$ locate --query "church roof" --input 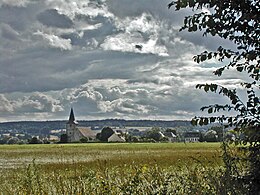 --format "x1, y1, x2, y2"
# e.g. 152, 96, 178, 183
67, 108, 78, 124
78, 127, 96, 138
